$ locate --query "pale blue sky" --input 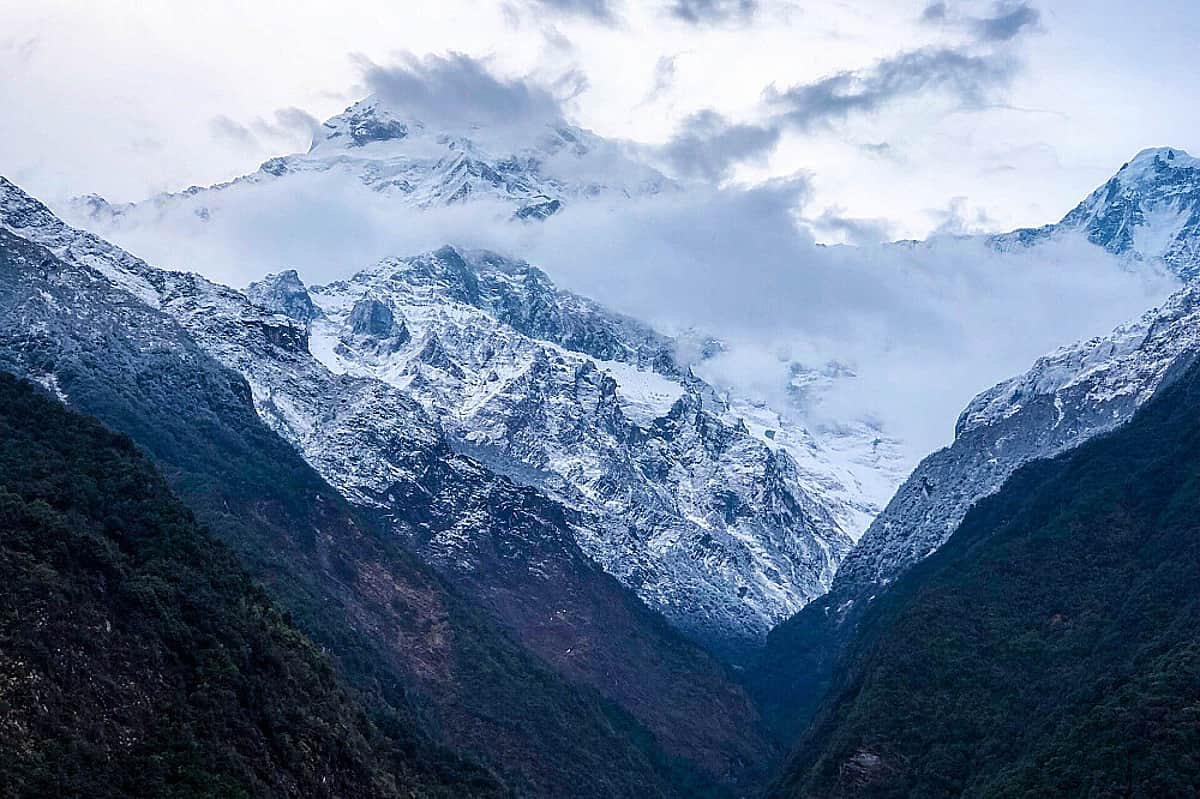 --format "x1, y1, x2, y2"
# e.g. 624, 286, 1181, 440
1, 0, 1191, 461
